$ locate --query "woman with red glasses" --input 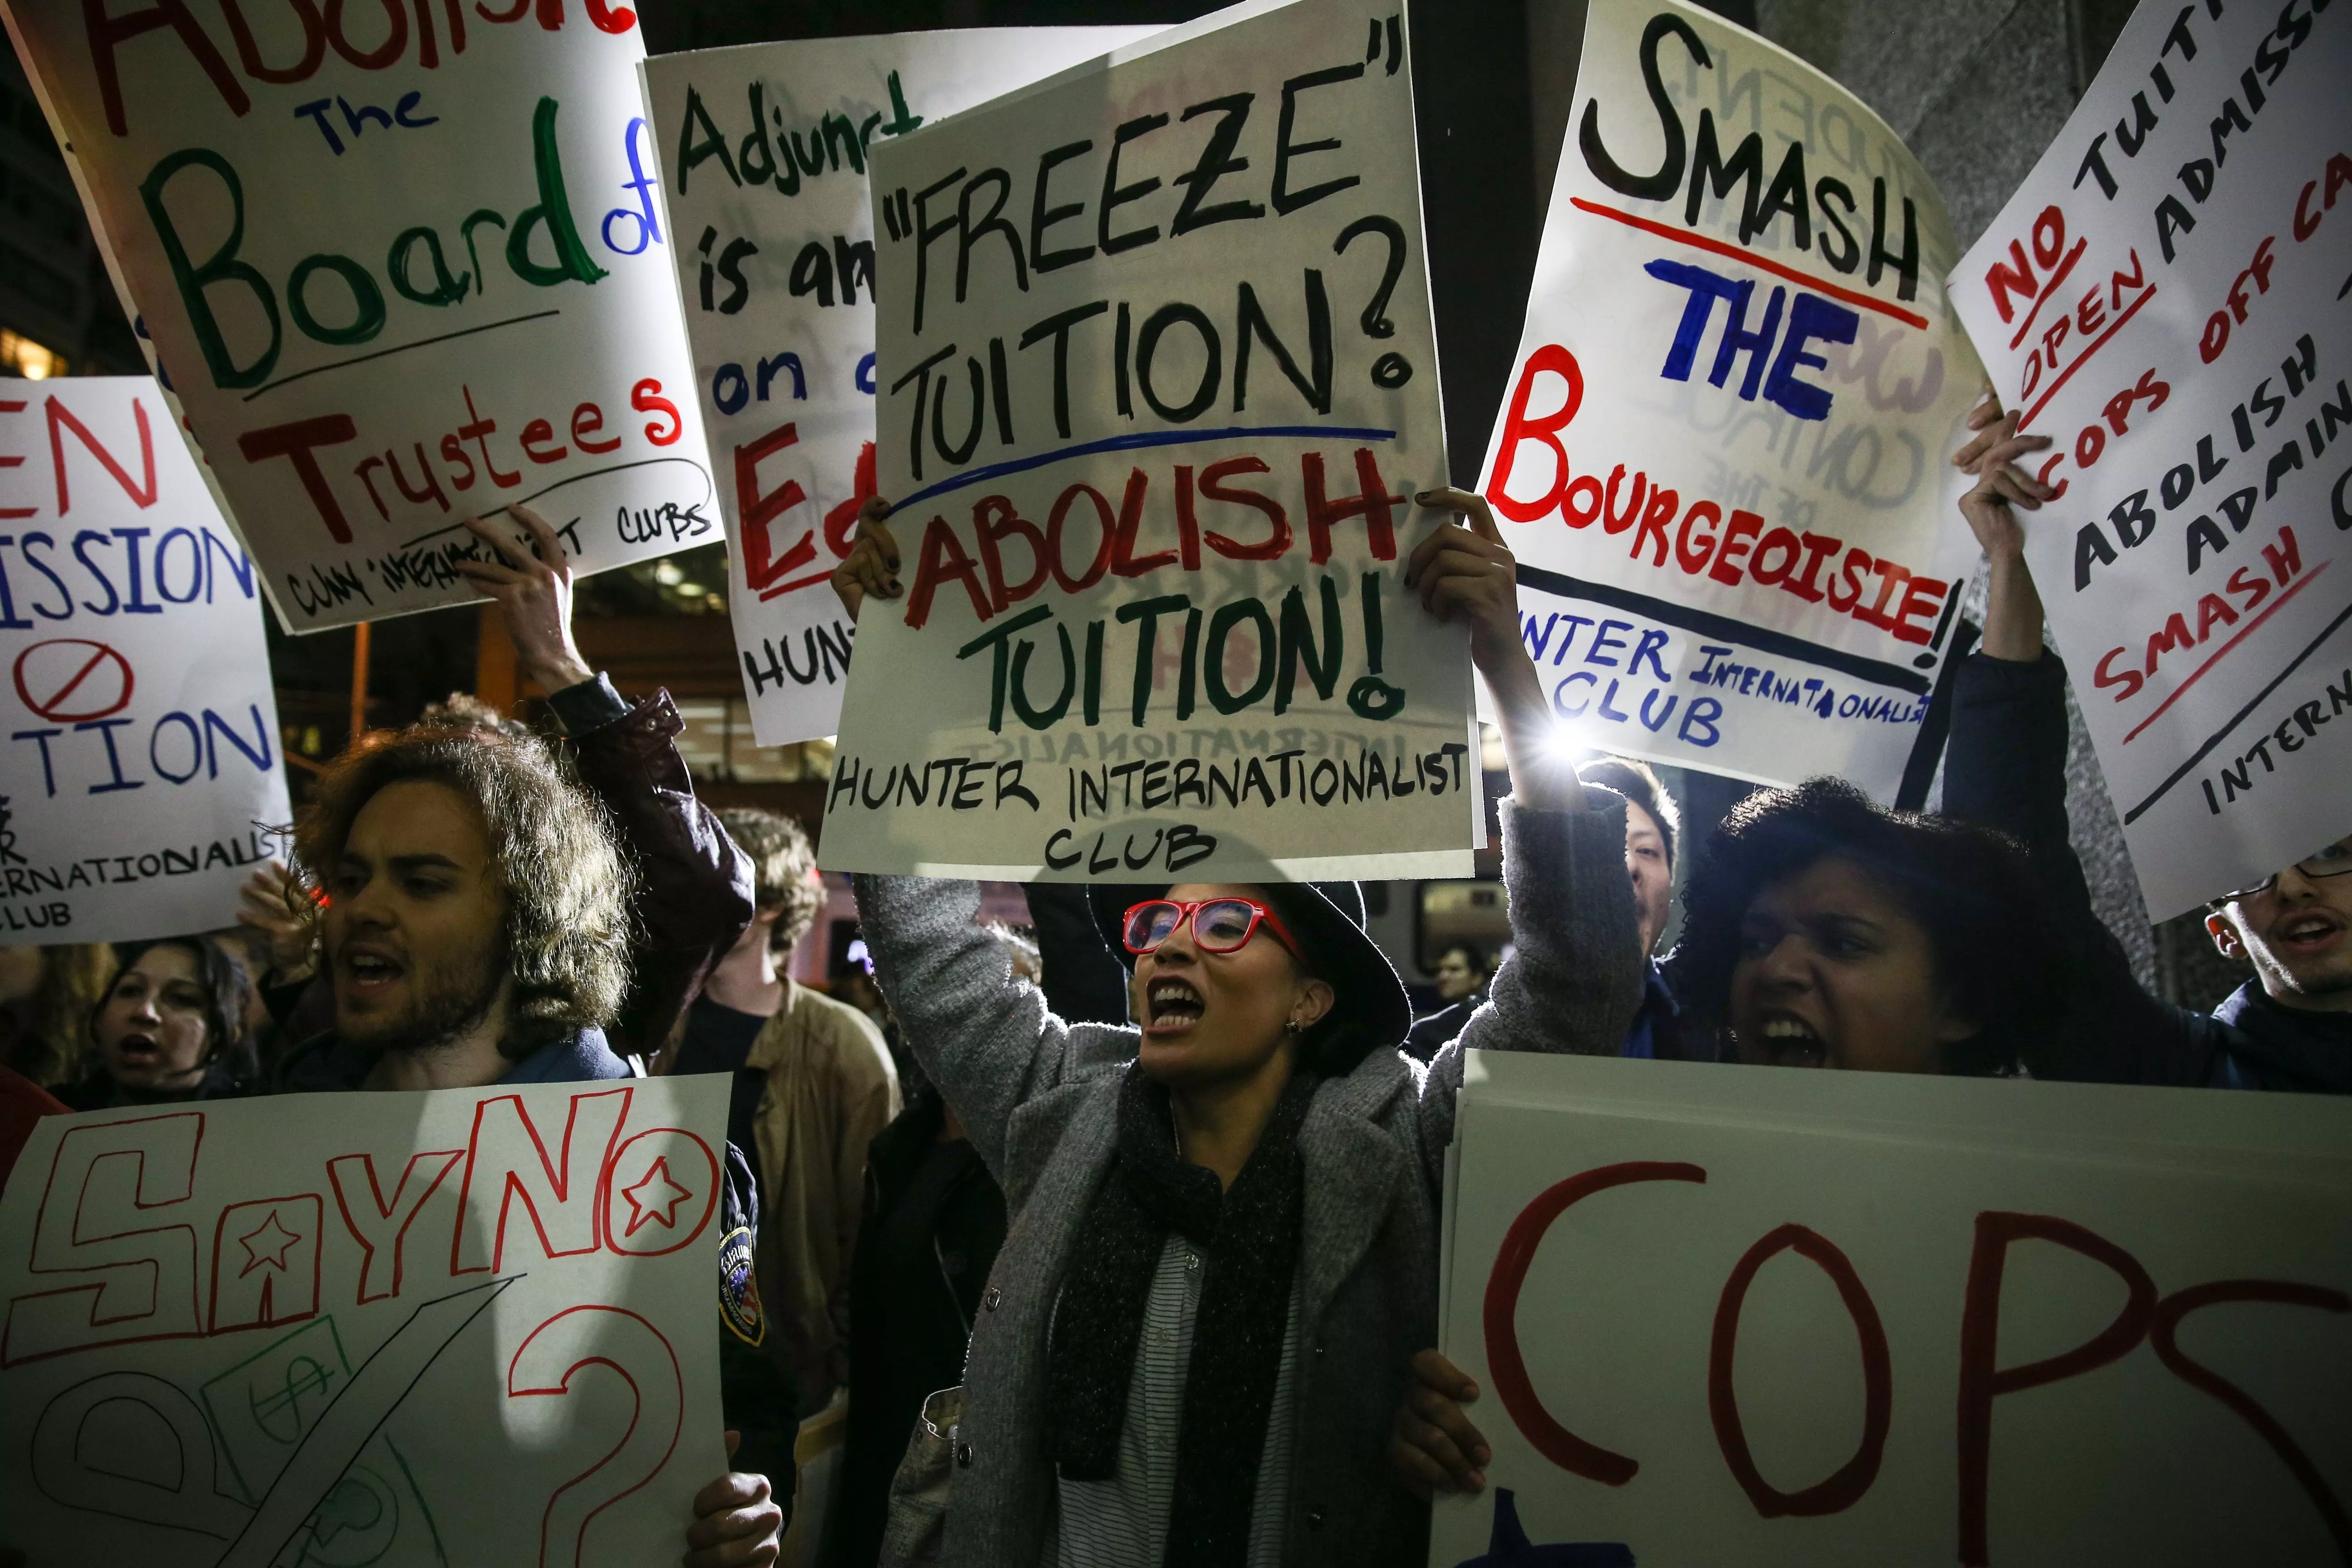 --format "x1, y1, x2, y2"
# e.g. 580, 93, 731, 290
831, 488, 1646, 1568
